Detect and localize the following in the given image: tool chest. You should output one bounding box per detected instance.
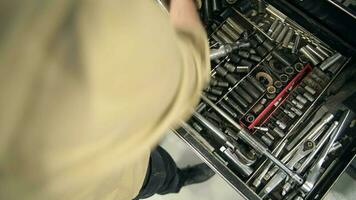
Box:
[172,0,356,200]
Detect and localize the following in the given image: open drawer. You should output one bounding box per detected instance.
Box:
[173,1,356,199]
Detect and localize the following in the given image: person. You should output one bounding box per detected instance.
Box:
[0,0,213,200]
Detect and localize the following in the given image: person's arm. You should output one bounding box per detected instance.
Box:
[164,0,211,125]
[0,1,210,199]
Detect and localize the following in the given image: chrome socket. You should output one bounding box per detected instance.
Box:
[284,66,295,75]
[300,47,320,65]
[294,62,304,72]
[246,114,255,123]
[280,74,289,83]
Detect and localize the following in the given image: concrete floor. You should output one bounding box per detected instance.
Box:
[148,132,356,200]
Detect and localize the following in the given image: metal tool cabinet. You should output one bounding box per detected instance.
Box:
[173,1,356,200]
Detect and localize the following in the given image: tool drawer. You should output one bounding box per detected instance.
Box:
[173,0,356,199]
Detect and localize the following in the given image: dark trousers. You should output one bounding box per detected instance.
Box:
[133,146,183,200]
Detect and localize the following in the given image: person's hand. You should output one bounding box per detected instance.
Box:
[170,0,203,29]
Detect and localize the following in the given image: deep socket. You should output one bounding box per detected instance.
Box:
[250,54,262,63]
[230,91,249,108]
[240,80,261,99]
[282,28,294,48]
[225,63,236,72]
[306,45,327,61]
[303,78,322,91]
[296,94,308,104]
[249,49,257,55]
[217,30,233,43]
[247,76,266,93]
[300,47,320,65]
[276,25,289,43]
[216,66,229,77]
[283,108,296,119]
[273,126,285,137]
[226,74,239,85]
[261,135,273,147]
[268,19,279,36]
[217,81,230,88]
[219,101,239,118]
[206,87,224,96]
[291,34,301,54]
[211,34,223,44]
[235,86,254,104]
[276,120,287,130]
[239,59,254,67]
[262,40,274,51]
[252,103,264,114]
[303,92,315,102]
[221,25,239,41]
[265,131,275,141]
[316,45,332,57]
[210,78,220,86]
[224,97,245,115]
[238,51,250,59]
[291,107,303,116]
[205,93,218,101]
[271,22,284,39]
[320,53,343,71]
[226,18,244,35]
[291,99,304,110]
[310,73,326,87]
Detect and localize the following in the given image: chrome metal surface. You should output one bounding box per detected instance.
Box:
[201,96,304,184]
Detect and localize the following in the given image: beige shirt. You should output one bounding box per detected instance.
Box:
[0,1,210,200]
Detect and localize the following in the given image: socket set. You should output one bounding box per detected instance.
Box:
[174,1,356,200]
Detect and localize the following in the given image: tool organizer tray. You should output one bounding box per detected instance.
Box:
[173,1,356,200]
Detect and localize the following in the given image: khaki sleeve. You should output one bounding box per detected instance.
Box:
[171,26,211,124]
[0,1,210,200]
[74,1,211,168]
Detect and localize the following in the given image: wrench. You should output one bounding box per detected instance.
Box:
[264,127,326,181]
[297,121,339,173]
[201,96,304,184]
[252,140,287,188]
[301,109,353,193]
[259,140,315,198]
[192,112,256,176]
[287,106,329,150]
[286,141,315,169]
[284,112,333,164]
[281,121,339,196]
